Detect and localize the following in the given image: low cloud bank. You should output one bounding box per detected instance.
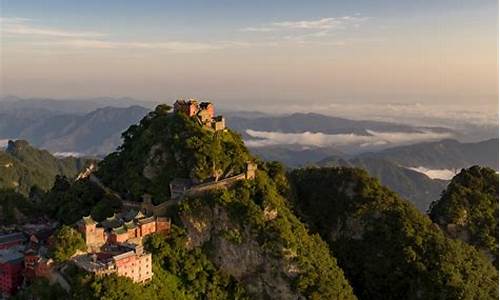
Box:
[244,129,453,148]
[407,166,457,180]
[53,152,85,157]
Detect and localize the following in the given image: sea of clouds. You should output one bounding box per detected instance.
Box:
[407,166,457,180]
[244,129,454,149]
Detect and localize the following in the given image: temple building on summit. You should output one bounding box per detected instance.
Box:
[174,99,225,131]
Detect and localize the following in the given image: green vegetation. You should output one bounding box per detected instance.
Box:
[43,175,122,224]
[290,167,498,299]
[0,189,38,224]
[74,274,147,300]
[97,106,251,203]
[0,140,92,195]
[13,278,68,300]
[179,170,356,299]
[429,166,499,263]
[319,156,448,211]
[50,225,86,262]
[144,228,248,299]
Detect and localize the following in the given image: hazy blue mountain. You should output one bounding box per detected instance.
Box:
[0,95,157,114]
[28,106,149,155]
[227,112,454,135]
[0,97,155,148]
[358,138,499,170]
[0,105,150,156]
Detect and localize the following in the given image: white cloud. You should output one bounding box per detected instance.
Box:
[41,39,229,52]
[242,16,366,33]
[407,166,457,180]
[3,15,365,53]
[53,152,85,157]
[1,17,104,38]
[272,18,341,30]
[241,16,368,46]
[244,129,454,148]
[2,16,267,53]
[240,26,275,33]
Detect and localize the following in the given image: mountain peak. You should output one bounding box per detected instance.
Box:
[96,102,252,202]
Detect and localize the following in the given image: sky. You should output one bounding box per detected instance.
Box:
[0,0,498,110]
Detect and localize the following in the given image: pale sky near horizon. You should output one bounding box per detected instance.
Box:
[0,0,498,108]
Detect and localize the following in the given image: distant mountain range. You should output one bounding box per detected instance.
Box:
[356,138,498,170]
[316,138,498,211]
[228,112,454,135]
[0,104,149,155]
[0,95,157,114]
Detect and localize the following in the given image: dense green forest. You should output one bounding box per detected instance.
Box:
[289,167,498,299]
[0,140,92,194]
[429,166,499,264]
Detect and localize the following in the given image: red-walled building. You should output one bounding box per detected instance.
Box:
[78,213,171,250]
[173,99,224,131]
[0,246,24,297]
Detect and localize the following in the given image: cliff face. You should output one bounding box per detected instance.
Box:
[176,173,356,299]
[180,203,301,299]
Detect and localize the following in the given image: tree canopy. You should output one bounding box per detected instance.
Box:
[290,167,498,299]
[429,166,499,264]
[50,225,86,262]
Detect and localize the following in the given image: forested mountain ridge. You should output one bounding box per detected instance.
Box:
[317,156,448,211]
[429,166,499,265]
[0,140,93,224]
[0,140,92,195]
[289,167,498,299]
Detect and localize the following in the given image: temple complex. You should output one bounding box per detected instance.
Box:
[173,99,225,131]
[77,211,170,252]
